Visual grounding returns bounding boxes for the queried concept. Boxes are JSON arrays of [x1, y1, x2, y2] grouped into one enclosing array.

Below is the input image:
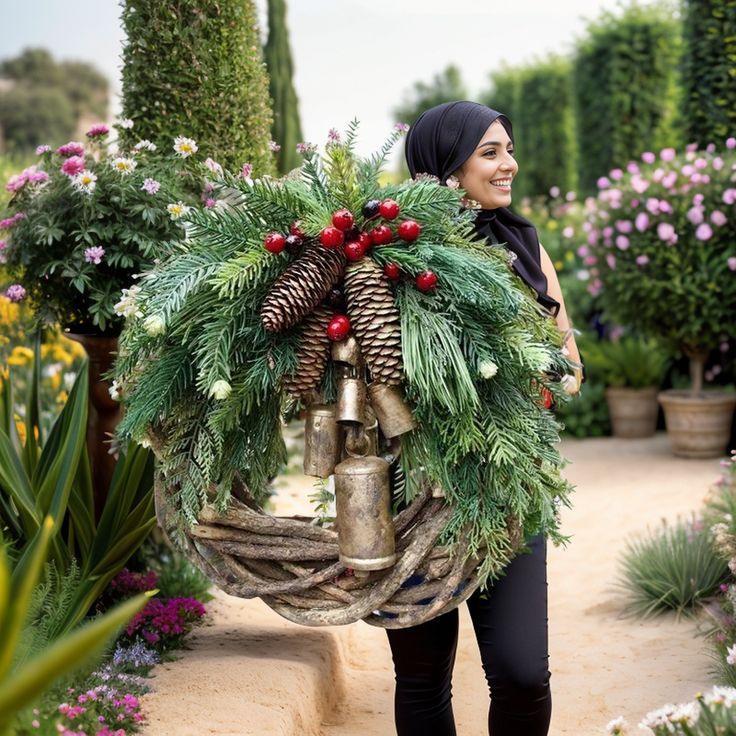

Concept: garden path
[[141, 433, 722, 735]]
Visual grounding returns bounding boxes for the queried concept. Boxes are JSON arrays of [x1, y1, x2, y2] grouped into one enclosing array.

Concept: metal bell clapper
[[303, 404, 342, 478], [343, 407, 379, 459], [334, 454, 397, 572], [367, 382, 416, 438]]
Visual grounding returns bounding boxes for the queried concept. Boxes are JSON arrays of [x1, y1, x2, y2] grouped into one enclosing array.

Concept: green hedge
[[120, 0, 274, 175], [263, 0, 303, 174], [571, 4, 681, 194], [681, 0, 736, 146]]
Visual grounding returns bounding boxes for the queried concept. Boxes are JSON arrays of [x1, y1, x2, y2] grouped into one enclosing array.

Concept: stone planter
[[604, 386, 659, 438], [66, 333, 121, 518], [657, 389, 736, 458]]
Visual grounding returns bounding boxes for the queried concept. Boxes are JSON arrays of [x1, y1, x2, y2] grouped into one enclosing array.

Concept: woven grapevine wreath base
[[154, 473, 525, 629]]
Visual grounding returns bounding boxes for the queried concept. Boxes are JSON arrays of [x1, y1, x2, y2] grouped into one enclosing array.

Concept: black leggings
[[385, 533, 551, 735]]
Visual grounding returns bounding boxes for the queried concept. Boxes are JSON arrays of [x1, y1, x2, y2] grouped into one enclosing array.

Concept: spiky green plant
[[113, 122, 577, 585]]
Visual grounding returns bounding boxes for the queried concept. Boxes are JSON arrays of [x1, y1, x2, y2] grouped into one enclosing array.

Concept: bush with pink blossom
[[578, 140, 736, 391]]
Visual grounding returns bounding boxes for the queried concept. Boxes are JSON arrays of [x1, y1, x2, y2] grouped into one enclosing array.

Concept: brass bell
[[334, 455, 397, 571], [336, 375, 367, 426], [368, 382, 416, 438], [331, 335, 362, 366], [303, 404, 342, 478], [343, 408, 378, 459]]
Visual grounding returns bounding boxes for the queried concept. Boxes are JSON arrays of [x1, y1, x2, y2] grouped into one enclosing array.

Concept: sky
[[1, 0, 671, 166]]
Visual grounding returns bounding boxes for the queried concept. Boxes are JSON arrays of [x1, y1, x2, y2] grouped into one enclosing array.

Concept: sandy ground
[[141, 433, 725, 735]]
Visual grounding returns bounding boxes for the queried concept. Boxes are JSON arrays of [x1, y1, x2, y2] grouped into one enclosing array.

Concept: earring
[[445, 175, 460, 190]]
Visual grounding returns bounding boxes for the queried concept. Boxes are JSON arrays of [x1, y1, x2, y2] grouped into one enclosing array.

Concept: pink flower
[[602, 226, 613, 238], [626, 161, 640, 174], [724, 189, 736, 206], [583, 254, 598, 266], [597, 176, 610, 189], [35, 144, 51, 155], [240, 163, 253, 179], [84, 246, 105, 264], [565, 190, 576, 201], [694, 157, 708, 170], [682, 164, 695, 177], [693, 193, 705, 206], [6, 172, 28, 192], [636, 254, 650, 266], [641, 151, 656, 164], [609, 168, 623, 180], [141, 178, 160, 195], [661, 171, 677, 189], [61, 156, 86, 176], [86, 123, 109, 138], [562, 225, 574, 238], [660, 147, 676, 161], [295, 142, 316, 154], [630, 174, 650, 193], [576, 245, 589, 257], [630, 198, 639, 208], [695, 223, 713, 241], [713, 156, 725, 170], [4, 284, 25, 302], [645, 198, 660, 215], [204, 157, 223, 175], [615, 235, 629, 250], [587, 231, 598, 246], [56, 141, 85, 157], [268, 140, 281, 152], [205, 197, 217, 208], [394, 122, 410, 132], [727, 137, 736, 150], [327, 128, 341, 143], [706, 143, 716, 153], [635, 212, 650, 232], [686, 142, 698, 152], [711, 210, 727, 226], [658, 200, 672, 214], [606, 253, 617, 269], [652, 167, 664, 182], [728, 257, 736, 271], [687, 206, 704, 225], [657, 222, 676, 241], [615, 219, 633, 233]]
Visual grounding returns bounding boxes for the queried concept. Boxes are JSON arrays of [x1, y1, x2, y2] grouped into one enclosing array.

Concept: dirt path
[[142, 433, 724, 735]]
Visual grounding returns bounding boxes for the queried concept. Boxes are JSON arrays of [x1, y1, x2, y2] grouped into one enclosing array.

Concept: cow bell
[[368, 382, 416, 438]]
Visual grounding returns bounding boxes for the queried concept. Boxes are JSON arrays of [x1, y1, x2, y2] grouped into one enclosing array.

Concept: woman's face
[[454, 119, 518, 209]]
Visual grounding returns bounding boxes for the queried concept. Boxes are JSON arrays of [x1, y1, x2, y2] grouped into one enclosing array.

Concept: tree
[[120, 0, 275, 175], [393, 65, 467, 129], [263, 0, 303, 174]]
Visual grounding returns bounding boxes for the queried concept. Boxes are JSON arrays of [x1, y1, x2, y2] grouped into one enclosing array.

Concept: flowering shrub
[[122, 597, 206, 652], [1, 123, 215, 333], [577, 140, 736, 390], [605, 686, 736, 734], [109, 569, 158, 598]]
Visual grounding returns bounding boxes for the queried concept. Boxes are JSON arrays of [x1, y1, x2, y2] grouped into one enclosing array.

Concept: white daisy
[[133, 139, 157, 152], [166, 201, 191, 220], [173, 136, 198, 158], [111, 157, 137, 175], [72, 170, 98, 194]]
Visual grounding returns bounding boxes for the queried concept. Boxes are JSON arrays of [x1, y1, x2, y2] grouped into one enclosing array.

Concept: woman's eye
[[508, 149, 515, 156], [483, 150, 496, 158]]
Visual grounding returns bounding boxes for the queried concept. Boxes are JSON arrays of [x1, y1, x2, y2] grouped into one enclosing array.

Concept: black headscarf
[[405, 101, 560, 316]]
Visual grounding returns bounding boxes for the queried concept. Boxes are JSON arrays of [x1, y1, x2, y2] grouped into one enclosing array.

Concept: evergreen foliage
[[681, 0, 736, 147], [263, 0, 304, 174], [119, 0, 274, 174], [114, 126, 576, 585], [571, 4, 681, 194]]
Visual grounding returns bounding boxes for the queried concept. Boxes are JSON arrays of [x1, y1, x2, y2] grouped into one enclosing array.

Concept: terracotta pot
[[657, 389, 736, 458], [66, 333, 121, 519], [604, 386, 659, 438]]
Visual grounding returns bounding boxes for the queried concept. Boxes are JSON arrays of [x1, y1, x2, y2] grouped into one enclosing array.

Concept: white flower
[[210, 380, 232, 400], [119, 118, 134, 129], [703, 685, 736, 708], [605, 716, 628, 735], [166, 201, 191, 220], [143, 314, 166, 336], [639, 703, 678, 729], [478, 360, 498, 379], [133, 139, 157, 152], [561, 374, 579, 395], [669, 702, 699, 727], [111, 157, 137, 175], [138, 435, 152, 449], [72, 170, 97, 194], [173, 136, 198, 158], [108, 379, 121, 402], [114, 285, 143, 318]]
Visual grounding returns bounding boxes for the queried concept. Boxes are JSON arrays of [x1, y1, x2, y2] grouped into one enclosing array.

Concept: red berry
[[398, 219, 421, 241], [289, 221, 305, 238], [369, 225, 393, 245], [327, 314, 351, 341], [320, 226, 345, 249], [264, 232, 286, 254], [415, 270, 438, 292], [358, 232, 372, 250], [383, 262, 401, 280], [344, 240, 366, 261], [343, 226, 361, 242], [379, 199, 400, 220], [540, 387, 554, 410], [332, 209, 355, 231]]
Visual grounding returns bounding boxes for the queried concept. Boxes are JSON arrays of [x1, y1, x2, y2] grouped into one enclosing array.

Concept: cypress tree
[[120, 0, 274, 175], [681, 0, 736, 146], [263, 0, 304, 174]]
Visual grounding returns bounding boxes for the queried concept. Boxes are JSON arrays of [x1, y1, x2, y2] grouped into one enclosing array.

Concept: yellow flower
[[565, 251, 574, 262], [8, 345, 33, 366], [15, 420, 26, 446], [554, 260, 564, 271], [57, 390, 69, 404], [50, 371, 61, 391], [0, 296, 20, 326], [547, 220, 558, 231]]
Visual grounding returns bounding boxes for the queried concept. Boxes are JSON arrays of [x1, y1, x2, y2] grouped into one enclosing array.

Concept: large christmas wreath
[[113, 124, 575, 627]]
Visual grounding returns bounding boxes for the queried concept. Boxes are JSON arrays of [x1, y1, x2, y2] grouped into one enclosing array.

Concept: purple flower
[[205, 197, 217, 208], [606, 253, 617, 270], [602, 226, 614, 238], [626, 161, 640, 174], [5, 284, 26, 302], [694, 157, 708, 170], [84, 246, 105, 264], [268, 140, 281, 152], [641, 151, 656, 164], [86, 123, 109, 138], [597, 176, 610, 189], [711, 210, 727, 227], [586, 231, 598, 246], [706, 143, 716, 153], [56, 141, 85, 157], [659, 200, 672, 214], [724, 189, 736, 206], [576, 245, 589, 257], [615, 235, 630, 250], [636, 254, 650, 266], [240, 163, 253, 179], [28, 169, 49, 184], [727, 137, 736, 150], [0, 212, 25, 230], [695, 223, 713, 241], [5, 172, 28, 193], [609, 168, 623, 180], [141, 178, 160, 195], [35, 144, 51, 155], [394, 122, 410, 132], [327, 128, 341, 143], [657, 222, 675, 241], [693, 193, 705, 206], [687, 206, 704, 225], [728, 257, 736, 271], [662, 171, 677, 189], [645, 198, 660, 215], [682, 164, 695, 177], [660, 148, 676, 162], [686, 142, 698, 152], [62, 156, 86, 176]]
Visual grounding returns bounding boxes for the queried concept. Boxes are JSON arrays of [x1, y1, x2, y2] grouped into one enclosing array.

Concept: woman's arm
[[539, 243, 584, 392]]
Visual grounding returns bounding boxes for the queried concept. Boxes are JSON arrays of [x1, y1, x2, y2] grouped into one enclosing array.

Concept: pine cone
[[343, 258, 403, 385], [261, 243, 345, 333], [282, 306, 332, 399]]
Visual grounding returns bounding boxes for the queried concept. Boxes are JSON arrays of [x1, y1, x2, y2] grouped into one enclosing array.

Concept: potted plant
[[582, 333, 669, 438], [580, 139, 736, 457], [0, 121, 212, 495]]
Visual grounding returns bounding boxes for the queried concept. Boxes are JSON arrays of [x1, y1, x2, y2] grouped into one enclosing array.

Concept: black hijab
[[405, 101, 560, 316]]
